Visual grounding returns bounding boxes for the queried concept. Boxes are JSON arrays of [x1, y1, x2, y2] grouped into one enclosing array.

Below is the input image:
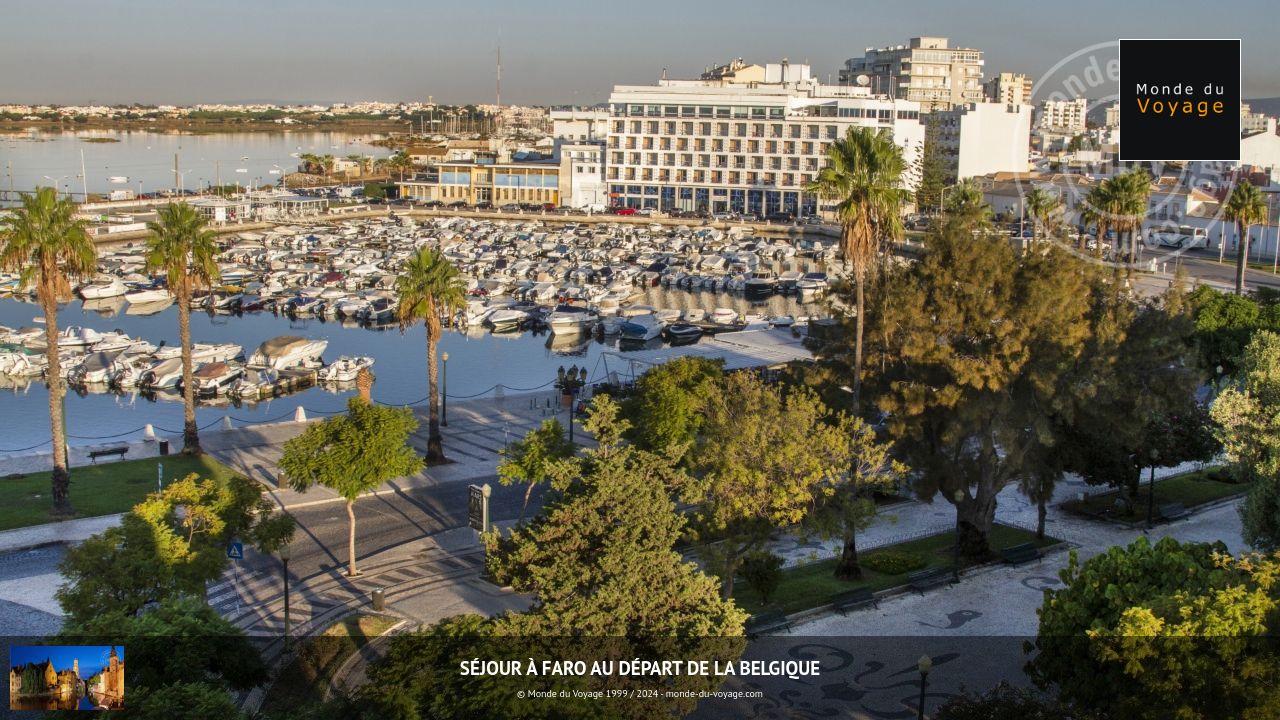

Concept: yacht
[[744, 271, 777, 298], [248, 336, 328, 369], [546, 305, 598, 335]]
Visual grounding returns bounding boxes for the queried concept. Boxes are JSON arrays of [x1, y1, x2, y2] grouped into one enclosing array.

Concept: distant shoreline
[[0, 118, 414, 136]]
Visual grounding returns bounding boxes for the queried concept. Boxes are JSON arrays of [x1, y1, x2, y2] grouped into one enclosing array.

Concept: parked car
[[445, 200, 467, 208], [475, 202, 493, 210], [611, 207, 637, 216], [765, 212, 795, 223]]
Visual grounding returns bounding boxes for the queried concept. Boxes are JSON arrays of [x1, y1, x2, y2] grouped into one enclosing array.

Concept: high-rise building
[[840, 37, 985, 112], [930, 102, 1033, 181], [983, 72, 1033, 106], [607, 59, 924, 217], [1036, 98, 1087, 133]]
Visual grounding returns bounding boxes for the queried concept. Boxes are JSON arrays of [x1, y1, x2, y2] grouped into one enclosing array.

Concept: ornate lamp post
[[555, 365, 588, 443], [279, 542, 292, 650], [916, 654, 932, 720], [441, 351, 449, 427]]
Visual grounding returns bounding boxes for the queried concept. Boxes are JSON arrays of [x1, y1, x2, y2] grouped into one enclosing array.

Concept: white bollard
[[294, 406, 307, 423], [143, 424, 156, 441], [222, 416, 233, 430]]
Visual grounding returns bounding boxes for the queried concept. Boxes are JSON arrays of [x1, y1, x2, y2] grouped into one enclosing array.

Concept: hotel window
[[729, 140, 741, 152], [712, 139, 723, 151], [664, 106, 679, 117], [664, 153, 675, 165], [769, 108, 784, 119], [681, 106, 696, 117], [733, 106, 749, 118], [613, 121, 625, 133], [751, 107, 766, 119], [611, 152, 623, 164], [628, 105, 643, 116], [769, 157, 781, 170], [733, 157, 745, 169], [646, 105, 661, 117], [807, 125, 819, 139], [716, 122, 729, 136], [698, 106, 714, 118], [646, 153, 658, 164], [716, 107, 730, 118], [769, 124, 783, 138], [716, 154, 727, 167], [646, 121, 658, 134], [782, 174, 793, 187], [664, 121, 676, 135], [677, 170, 687, 182], [729, 172, 740, 184], [787, 157, 799, 170], [681, 122, 693, 135], [765, 141, 777, 154], [699, 122, 711, 135], [630, 121, 641, 133], [747, 172, 758, 184], [712, 171, 722, 183], [694, 170, 705, 182], [642, 137, 653, 149], [783, 141, 794, 154], [659, 138, 671, 150], [789, 125, 801, 138], [747, 141, 759, 153], [825, 125, 838, 139], [694, 139, 706, 151], [878, 109, 892, 121], [625, 138, 636, 149], [751, 123, 764, 137], [751, 157, 763, 169]]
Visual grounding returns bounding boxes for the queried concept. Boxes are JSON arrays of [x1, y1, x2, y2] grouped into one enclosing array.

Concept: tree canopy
[[1212, 330, 1280, 548]]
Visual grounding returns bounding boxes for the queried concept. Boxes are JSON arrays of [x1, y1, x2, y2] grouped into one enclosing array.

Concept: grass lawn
[[261, 613, 400, 713], [733, 523, 1057, 617], [1060, 467, 1248, 520], [0, 454, 238, 531]]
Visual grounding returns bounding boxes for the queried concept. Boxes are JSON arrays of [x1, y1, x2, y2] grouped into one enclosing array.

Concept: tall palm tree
[[145, 203, 221, 454], [805, 127, 908, 413], [1112, 169, 1151, 264], [943, 178, 993, 229], [1081, 182, 1114, 257], [397, 247, 467, 461], [1224, 180, 1268, 296], [0, 187, 96, 515], [1024, 186, 1062, 244]]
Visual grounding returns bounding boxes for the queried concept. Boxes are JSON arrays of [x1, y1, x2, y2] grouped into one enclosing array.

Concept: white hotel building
[[606, 60, 925, 217]]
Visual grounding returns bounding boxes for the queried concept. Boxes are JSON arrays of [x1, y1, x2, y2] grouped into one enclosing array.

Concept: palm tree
[[145, 203, 221, 454], [0, 187, 97, 515], [397, 247, 467, 461], [805, 127, 908, 413], [943, 178, 992, 228], [1024, 186, 1062, 244], [1081, 182, 1114, 257], [1111, 169, 1151, 264], [1224, 180, 1268, 295]]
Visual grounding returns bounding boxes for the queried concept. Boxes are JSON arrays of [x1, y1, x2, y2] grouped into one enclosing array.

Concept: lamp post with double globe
[[916, 654, 932, 720], [280, 542, 292, 650], [555, 365, 589, 444], [441, 352, 449, 427]]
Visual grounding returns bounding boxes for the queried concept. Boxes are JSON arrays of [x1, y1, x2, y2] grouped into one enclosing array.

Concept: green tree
[[397, 247, 467, 461], [943, 177, 991, 227], [739, 550, 785, 605], [1187, 284, 1269, 376], [279, 396, 423, 576], [619, 356, 723, 459], [915, 121, 947, 212], [686, 372, 853, 595], [1079, 182, 1115, 256], [0, 187, 96, 515], [496, 418, 574, 518], [1212, 330, 1280, 548], [1028, 537, 1280, 720], [868, 225, 1095, 558], [1224, 180, 1268, 295], [145, 203, 221, 453], [805, 126, 909, 413], [934, 682, 1094, 720], [1111, 168, 1152, 264], [1024, 186, 1063, 244], [56, 474, 294, 622]]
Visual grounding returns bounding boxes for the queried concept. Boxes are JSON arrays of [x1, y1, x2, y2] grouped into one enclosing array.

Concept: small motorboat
[[68, 351, 124, 385], [125, 298, 174, 316], [485, 308, 530, 333], [320, 356, 375, 383], [710, 308, 739, 325], [125, 287, 173, 304], [229, 367, 280, 399], [79, 275, 127, 299], [0, 351, 44, 377], [140, 358, 185, 390], [620, 313, 665, 342], [153, 342, 242, 363], [664, 323, 704, 344], [248, 336, 328, 369], [188, 361, 244, 397], [546, 304, 598, 335]]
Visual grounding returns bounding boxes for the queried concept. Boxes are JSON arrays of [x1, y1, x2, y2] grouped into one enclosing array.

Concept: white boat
[[110, 357, 150, 388], [710, 308, 739, 325], [620, 313, 665, 342], [125, 288, 173, 304], [546, 305, 598, 335], [248, 335, 328, 369], [654, 308, 682, 323], [320, 356, 374, 383], [0, 352, 44, 377], [485, 308, 530, 333], [68, 351, 123, 385], [108, 176, 129, 184], [141, 358, 185, 389], [229, 367, 280, 398], [153, 342, 243, 363], [56, 326, 109, 348], [682, 308, 707, 323], [79, 276, 127, 299], [796, 272, 829, 299], [598, 315, 624, 336], [769, 315, 795, 327], [189, 361, 244, 396], [664, 323, 704, 343], [125, 298, 174, 316]]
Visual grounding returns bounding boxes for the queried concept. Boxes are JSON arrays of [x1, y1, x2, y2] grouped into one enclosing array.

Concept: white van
[[1149, 224, 1208, 249]]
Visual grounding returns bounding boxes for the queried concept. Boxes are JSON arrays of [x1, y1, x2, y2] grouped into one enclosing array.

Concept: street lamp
[[952, 489, 965, 581], [554, 365, 589, 443], [441, 352, 449, 427], [916, 654, 932, 720], [43, 175, 69, 199], [1146, 448, 1160, 529], [279, 542, 292, 650]]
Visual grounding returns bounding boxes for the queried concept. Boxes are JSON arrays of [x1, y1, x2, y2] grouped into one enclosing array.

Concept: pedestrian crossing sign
[[227, 542, 244, 560]]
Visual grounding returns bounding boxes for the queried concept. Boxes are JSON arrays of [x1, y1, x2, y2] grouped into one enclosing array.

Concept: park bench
[[1159, 503, 1192, 522], [88, 446, 129, 464], [1001, 542, 1042, 566], [907, 567, 953, 594], [745, 610, 792, 638], [831, 586, 879, 615]]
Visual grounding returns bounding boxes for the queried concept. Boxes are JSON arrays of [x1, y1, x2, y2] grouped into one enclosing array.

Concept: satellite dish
[[856, 75, 870, 87]]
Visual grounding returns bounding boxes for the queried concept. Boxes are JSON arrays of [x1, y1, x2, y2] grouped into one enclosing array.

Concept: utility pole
[[79, 149, 88, 203], [173, 153, 180, 195], [216, 161, 221, 194]]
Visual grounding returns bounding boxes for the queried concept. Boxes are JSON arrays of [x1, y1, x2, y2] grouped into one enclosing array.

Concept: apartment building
[[1037, 98, 1087, 133], [840, 37, 985, 112], [930, 102, 1033, 181], [983, 72, 1033, 106], [558, 142, 608, 209], [398, 160, 560, 206], [606, 60, 924, 217]]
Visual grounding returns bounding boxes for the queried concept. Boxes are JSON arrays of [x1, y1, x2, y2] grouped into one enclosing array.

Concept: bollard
[[371, 587, 386, 611], [143, 424, 156, 441], [294, 406, 307, 423], [159, 440, 170, 456], [222, 416, 233, 430]]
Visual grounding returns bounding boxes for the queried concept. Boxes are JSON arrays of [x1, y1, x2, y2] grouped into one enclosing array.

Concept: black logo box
[[1119, 39, 1241, 162]]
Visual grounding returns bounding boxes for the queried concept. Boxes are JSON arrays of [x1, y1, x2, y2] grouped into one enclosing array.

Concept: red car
[[612, 207, 637, 216]]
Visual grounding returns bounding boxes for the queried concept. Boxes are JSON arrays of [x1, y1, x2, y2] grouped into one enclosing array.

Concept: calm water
[[0, 289, 812, 453], [0, 129, 392, 199]]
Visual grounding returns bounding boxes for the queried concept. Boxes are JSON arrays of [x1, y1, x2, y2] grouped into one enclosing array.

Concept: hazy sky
[[4, 0, 1278, 105]]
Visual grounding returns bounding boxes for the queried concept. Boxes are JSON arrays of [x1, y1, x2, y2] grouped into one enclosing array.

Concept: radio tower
[[495, 33, 502, 135]]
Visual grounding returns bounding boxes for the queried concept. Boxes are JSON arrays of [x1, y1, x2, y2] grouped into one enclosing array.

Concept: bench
[[831, 586, 879, 615], [1159, 503, 1192, 522], [908, 567, 953, 594], [745, 610, 791, 638], [1001, 542, 1042, 566], [88, 446, 129, 464]]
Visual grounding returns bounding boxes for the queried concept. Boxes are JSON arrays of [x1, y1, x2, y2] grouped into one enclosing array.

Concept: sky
[[10, 645, 122, 679], [2, 0, 1278, 105]]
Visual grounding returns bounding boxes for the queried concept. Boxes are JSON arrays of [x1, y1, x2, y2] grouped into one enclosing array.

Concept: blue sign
[[226, 542, 244, 560]]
